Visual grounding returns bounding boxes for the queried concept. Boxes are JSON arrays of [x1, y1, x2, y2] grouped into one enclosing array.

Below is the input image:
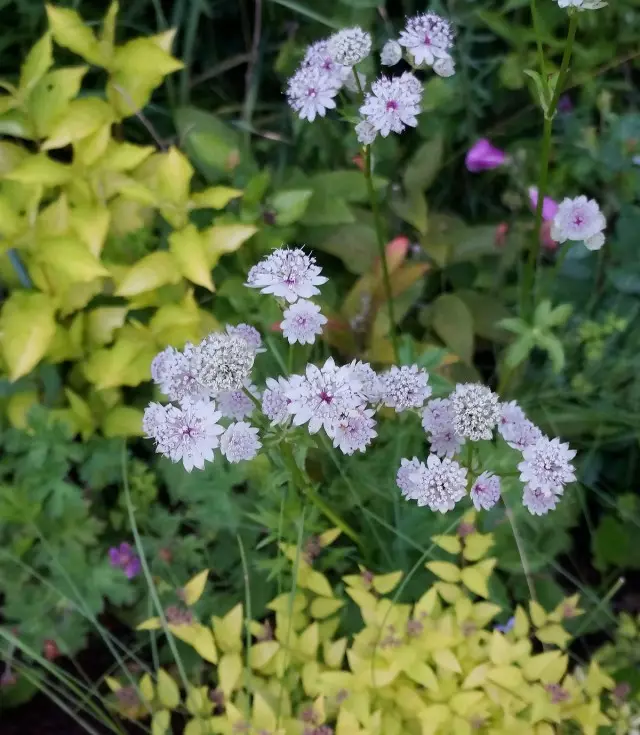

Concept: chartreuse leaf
[[43, 98, 113, 150], [205, 224, 257, 268], [100, 1, 119, 56], [151, 710, 171, 735], [19, 34, 53, 96], [157, 669, 180, 709], [65, 387, 95, 439], [86, 306, 127, 346], [432, 535, 461, 555], [372, 571, 403, 595], [5, 154, 71, 186], [139, 673, 154, 702], [529, 600, 548, 627], [426, 561, 461, 583], [212, 604, 243, 653], [190, 186, 242, 210], [310, 597, 344, 619], [28, 66, 87, 138], [6, 391, 38, 429], [535, 624, 572, 648], [182, 570, 209, 606], [462, 533, 494, 562], [36, 236, 109, 283], [0, 291, 57, 380], [115, 252, 182, 296], [136, 617, 161, 631], [46, 5, 103, 65], [102, 406, 143, 437], [218, 653, 242, 696], [461, 559, 496, 598], [523, 651, 568, 683], [169, 225, 214, 291], [100, 141, 154, 171], [84, 328, 158, 389], [71, 206, 110, 258], [172, 623, 217, 663]]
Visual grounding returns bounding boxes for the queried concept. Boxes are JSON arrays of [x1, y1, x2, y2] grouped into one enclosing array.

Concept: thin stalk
[[530, 0, 547, 83], [364, 145, 399, 361], [236, 533, 253, 723], [503, 497, 537, 603]]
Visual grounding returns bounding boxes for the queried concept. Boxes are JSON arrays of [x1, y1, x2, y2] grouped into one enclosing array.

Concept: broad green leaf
[[430, 293, 474, 364], [390, 191, 428, 234], [191, 186, 243, 210], [46, 5, 102, 65], [20, 34, 53, 95], [36, 236, 109, 283], [403, 134, 444, 192], [169, 225, 214, 291], [205, 224, 257, 267], [102, 406, 144, 437], [270, 189, 313, 226], [5, 154, 71, 186], [157, 669, 180, 709], [28, 66, 87, 138], [65, 387, 95, 439], [183, 570, 209, 606], [43, 98, 113, 149], [0, 291, 57, 381], [115, 252, 181, 297], [505, 335, 535, 369]]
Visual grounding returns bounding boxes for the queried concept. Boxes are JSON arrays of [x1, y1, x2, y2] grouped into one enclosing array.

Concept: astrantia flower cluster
[[551, 195, 607, 251], [398, 12, 456, 74], [399, 385, 576, 517], [554, 0, 607, 10], [359, 72, 423, 138]]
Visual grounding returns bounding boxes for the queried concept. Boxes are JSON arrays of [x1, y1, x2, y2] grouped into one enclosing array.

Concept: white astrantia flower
[[551, 196, 606, 251], [398, 12, 455, 68], [302, 39, 350, 86], [397, 457, 421, 498], [501, 418, 543, 452], [281, 299, 327, 345], [144, 399, 224, 472], [151, 346, 179, 390], [555, 0, 607, 9], [433, 57, 455, 78], [217, 382, 260, 421], [359, 73, 423, 137], [327, 27, 372, 66], [192, 333, 254, 394], [523, 485, 562, 516], [286, 65, 341, 122], [380, 364, 431, 412], [498, 400, 527, 430], [151, 343, 209, 402], [430, 428, 465, 459], [343, 70, 367, 94], [470, 472, 501, 511], [450, 383, 500, 441], [226, 323, 265, 354], [355, 118, 377, 145], [285, 357, 363, 437], [347, 360, 383, 403], [404, 454, 467, 513], [422, 398, 465, 457], [220, 421, 262, 463], [381, 39, 403, 66], [246, 247, 327, 303], [518, 436, 576, 496], [261, 376, 293, 426], [332, 407, 377, 455]]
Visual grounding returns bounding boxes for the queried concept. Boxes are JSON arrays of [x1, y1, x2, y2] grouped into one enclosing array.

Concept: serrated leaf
[[0, 291, 57, 381]]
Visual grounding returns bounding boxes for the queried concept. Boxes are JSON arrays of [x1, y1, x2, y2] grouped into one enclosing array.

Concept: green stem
[[364, 145, 399, 362], [520, 11, 579, 319], [530, 0, 547, 83], [278, 441, 364, 550]]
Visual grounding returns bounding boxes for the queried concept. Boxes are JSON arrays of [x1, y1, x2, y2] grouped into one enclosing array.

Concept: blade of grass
[[266, 0, 341, 28]]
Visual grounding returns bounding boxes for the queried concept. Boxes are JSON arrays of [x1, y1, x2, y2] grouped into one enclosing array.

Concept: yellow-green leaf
[[462, 533, 494, 562], [115, 252, 181, 297], [183, 719, 202, 735], [86, 306, 127, 346], [462, 664, 489, 690], [105, 676, 121, 692], [461, 560, 496, 599], [20, 33, 53, 95], [217, 653, 242, 696], [37, 236, 109, 283], [183, 570, 209, 606], [172, 623, 218, 664], [212, 603, 243, 653], [524, 651, 568, 683], [249, 641, 279, 670], [205, 224, 257, 267], [405, 661, 439, 691], [70, 205, 110, 258], [83, 329, 157, 389], [5, 154, 71, 186], [151, 710, 171, 735], [535, 624, 572, 649], [529, 600, 548, 628], [372, 571, 403, 595], [65, 387, 95, 440], [100, 1, 118, 56], [310, 597, 344, 620], [101, 141, 154, 172], [28, 66, 88, 138], [432, 535, 461, 555], [136, 617, 161, 631], [6, 391, 38, 430], [318, 528, 341, 548], [489, 631, 513, 666], [191, 186, 242, 210], [155, 147, 194, 205], [486, 665, 524, 691], [139, 673, 154, 702], [0, 291, 56, 381], [300, 568, 333, 598], [169, 225, 214, 291], [46, 5, 102, 65], [102, 405, 143, 438], [157, 669, 180, 709], [43, 98, 113, 150], [426, 561, 461, 583], [433, 649, 461, 674], [514, 605, 530, 637], [112, 37, 183, 77]]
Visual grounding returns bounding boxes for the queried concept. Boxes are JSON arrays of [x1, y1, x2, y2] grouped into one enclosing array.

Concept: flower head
[[327, 27, 372, 66], [220, 421, 261, 463], [380, 364, 431, 412], [217, 382, 260, 421], [465, 139, 506, 172], [430, 428, 465, 458], [518, 436, 576, 496], [403, 454, 467, 513], [523, 484, 562, 516], [451, 383, 500, 441], [247, 247, 327, 303], [422, 398, 465, 457], [397, 457, 422, 498], [470, 472, 501, 511], [262, 376, 293, 426], [355, 119, 377, 145], [359, 73, 422, 137], [286, 65, 340, 122], [286, 357, 363, 437], [281, 299, 327, 344], [551, 195, 606, 250], [192, 333, 254, 393], [381, 40, 402, 66], [347, 360, 383, 404], [555, 0, 607, 9], [398, 12, 455, 67], [143, 398, 224, 472], [332, 407, 377, 455], [150, 344, 208, 402], [434, 57, 456, 77], [109, 543, 141, 579], [501, 418, 543, 452], [302, 39, 350, 85], [226, 323, 265, 354]]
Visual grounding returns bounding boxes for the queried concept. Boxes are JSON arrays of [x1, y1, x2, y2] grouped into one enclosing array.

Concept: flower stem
[[520, 11, 579, 319], [364, 144, 399, 362]]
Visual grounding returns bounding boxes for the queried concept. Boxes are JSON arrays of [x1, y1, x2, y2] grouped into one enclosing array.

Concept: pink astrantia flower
[[465, 139, 506, 172]]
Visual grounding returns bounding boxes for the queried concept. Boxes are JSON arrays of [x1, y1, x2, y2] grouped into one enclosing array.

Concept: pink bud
[[495, 222, 509, 248], [465, 139, 506, 172], [528, 186, 559, 221]]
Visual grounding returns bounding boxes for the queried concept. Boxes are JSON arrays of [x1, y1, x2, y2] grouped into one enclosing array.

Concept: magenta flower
[[465, 139, 506, 172], [528, 186, 559, 251], [109, 542, 141, 579]]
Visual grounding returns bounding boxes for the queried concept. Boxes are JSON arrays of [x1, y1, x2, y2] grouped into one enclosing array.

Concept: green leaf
[[114, 252, 182, 297], [42, 98, 113, 150], [430, 293, 474, 364], [270, 189, 313, 226], [505, 335, 535, 368], [36, 236, 110, 282], [523, 69, 550, 116], [28, 66, 88, 138], [102, 406, 144, 437], [535, 333, 565, 373], [4, 154, 71, 186], [390, 191, 428, 235], [20, 33, 54, 95], [169, 224, 214, 291], [403, 134, 444, 193], [312, 224, 377, 274], [46, 5, 102, 66]]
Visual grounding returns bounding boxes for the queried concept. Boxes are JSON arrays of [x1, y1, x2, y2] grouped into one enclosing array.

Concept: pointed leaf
[[157, 669, 180, 709], [191, 186, 243, 210], [0, 292, 56, 380], [115, 252, 181, 296], [183, 570, 209, 606], [46, 5, 102, 65], [169, 225, 214, 291], [205, 224, 258, 267], [430, 293, 474, 364], [20, 34, 53, 94]]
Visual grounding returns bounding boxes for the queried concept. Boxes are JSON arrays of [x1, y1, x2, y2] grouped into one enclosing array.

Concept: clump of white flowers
[[327, 27, 372, 66], [551, 195, 607, 251], [359, 73, 423, 138], [554, 0, 607, 10], [398, 12, 456, 74]]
